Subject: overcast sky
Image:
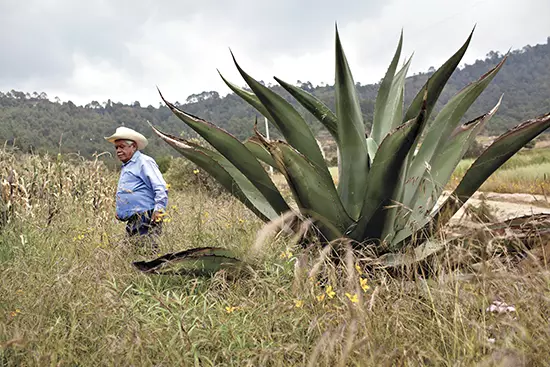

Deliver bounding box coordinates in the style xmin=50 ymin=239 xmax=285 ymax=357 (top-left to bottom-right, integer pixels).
xmin=1 ymin=0 xmax=549 ymax=106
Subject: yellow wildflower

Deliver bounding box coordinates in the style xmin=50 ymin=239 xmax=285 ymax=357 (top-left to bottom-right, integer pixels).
xmin=360 ymin=278 xmax=370 ymax=292
xmin=238 ymin=218 xmax=245 ymax=223
xmin=73 ymin=234 xmax=85 ymax=241
xmin=325 ymin=285 xmax=336 ymax=299
xmin=193 ymin=169 xmax=199 ymax=175
xmin=345 ymin=293 xmax=358 ymax=303
xmin=355 ymin=263 xmax=363 ymax=275
xmin=155 ymin=211 xmax=167 ymax=222
xmin=225 ymin=306 xmax=238 ymax=314
xmin=295 ymin=299 xmax=304 ymax=308
xmin=316 ymin=293 xmax=326 ymax=302
xmin=166 ymin=183 xmax=171 ymax=189
xmin=279 ymin=250 xmax=293 ymax=259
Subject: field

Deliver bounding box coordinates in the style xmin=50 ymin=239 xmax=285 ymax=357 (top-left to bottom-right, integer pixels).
xmin=449 ymin=148 xmax=550 ymax=195
xmin=1 ymin=149 xmax=550 ymax=366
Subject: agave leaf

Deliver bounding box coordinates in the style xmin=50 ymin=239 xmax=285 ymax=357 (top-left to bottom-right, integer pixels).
xmin=428 ymin=97 xmax=502 ymax=198
xmin=158 ymin=90 xmax=290 ymax=215
xmin=402 ymin=58 xmax=506 ymax=209
xmin=133 ymin=247 xmax=242 ymax=276
xmin=395 ymin=111 xmax=550 ymax=247
xmin=218 ymin=71 xmax=273 ymax=121
xmin=366 ymin=137 xmax=378 ymax=165
xmin=351 ymin=98 xmax=427 ymax=243
xmin=371 ymin=30 xmax=405 ymax=144
xmin=386 ymin=57 xmax=412 ymax=131
xmin=435 ymin=111 xmax=550 ymax=227
xmin=370 ymin=240 xmax=445 ymax=269
xmin=371 ymin=48 xmax=412 ymax=143
xmin=151 ymin=126 xmax=279 ymax=221
xmin=231 ymin=54 xmax=329 ymax=174
xmin=334 ymin=27 xmax=370 ymax=220
xmin=403 ymin=28 xmax=474 ymax=123
xmin=257 ymin=135 xmax=353 ymax=240
xmin=274 ymin=77 xmax=339 ymax=140
xmin=395 ymin=99 xmax=502 ymax=244
xmin=243 ymin=135 xmax=277 ymax=169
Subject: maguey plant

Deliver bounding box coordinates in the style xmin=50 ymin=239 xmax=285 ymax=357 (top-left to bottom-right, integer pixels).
xmin=135 ymin=27 xmax=550 ymax=275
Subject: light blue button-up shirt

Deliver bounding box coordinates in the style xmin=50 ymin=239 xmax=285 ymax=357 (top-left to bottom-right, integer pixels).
xmin=116 ymin=151 xmax=168 ymax=220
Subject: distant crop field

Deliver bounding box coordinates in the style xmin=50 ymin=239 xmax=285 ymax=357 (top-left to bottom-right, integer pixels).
xmin=449 ymin=148 xmax=550 ymax=195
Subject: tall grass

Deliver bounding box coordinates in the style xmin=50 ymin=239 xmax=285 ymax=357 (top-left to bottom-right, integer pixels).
xmin=449 ymin=148 xmax=550 ymax=195
xmin=1 ymin=150 xmax=550 ymax=366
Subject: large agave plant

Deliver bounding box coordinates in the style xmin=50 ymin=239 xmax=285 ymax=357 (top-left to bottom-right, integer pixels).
xmin=145 ymin=28 xmax=550 ymax=272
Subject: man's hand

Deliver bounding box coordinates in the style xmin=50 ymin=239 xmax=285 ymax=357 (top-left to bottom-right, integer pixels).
xmin=151 ymin=210 xmax=165 ymax=223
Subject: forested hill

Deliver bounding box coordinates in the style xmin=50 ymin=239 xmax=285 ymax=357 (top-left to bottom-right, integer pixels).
xmin=1 ymin=37 xmax=549 ymax=160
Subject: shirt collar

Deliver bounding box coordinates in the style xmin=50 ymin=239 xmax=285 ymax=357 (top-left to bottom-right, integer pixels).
xmin=122 ymin=150 xmax=141 ymax=166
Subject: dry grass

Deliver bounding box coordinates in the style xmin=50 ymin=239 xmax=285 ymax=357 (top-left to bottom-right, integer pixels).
xmin=1 ymin=150 xmax=550 ymax=366
xmin=448 ymin=148 xmax=550 ymax=195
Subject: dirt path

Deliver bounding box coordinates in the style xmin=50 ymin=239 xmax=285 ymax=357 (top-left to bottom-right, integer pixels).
xmin=448 ymin=191 xmax=550 ymax=224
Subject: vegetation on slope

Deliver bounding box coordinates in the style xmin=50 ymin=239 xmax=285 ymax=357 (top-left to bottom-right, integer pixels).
xmin=1 ymin=38 xmax=549 ymax=161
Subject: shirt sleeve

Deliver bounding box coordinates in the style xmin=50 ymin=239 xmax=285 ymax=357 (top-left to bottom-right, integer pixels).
xmin=141 ymin=157 xmax=168 ymax=212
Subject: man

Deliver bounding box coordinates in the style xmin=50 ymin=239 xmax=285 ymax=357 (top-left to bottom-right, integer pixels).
xmin=105 ymin=127 xmax=168 ymax=251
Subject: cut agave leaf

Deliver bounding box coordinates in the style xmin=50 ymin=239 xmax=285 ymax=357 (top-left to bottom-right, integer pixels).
xmin=231 ymin=53 xmax=329 ymax=174
xmin=435 ymin=111 xmax=550 ymax=227
xmin=158 ymin=89 xmax=290 ymax=215
xmin=150 ymin=126 xmax=279 ymax=221
xmin=257 ymin=135 xmax=353 ymax=240
xmin=133 ymin=247 xmax=242 ymax=276
xmin=334 ymin=27 xmax=370 ymax=220
xmin=274 ymin=76 xmax=339 ymax=140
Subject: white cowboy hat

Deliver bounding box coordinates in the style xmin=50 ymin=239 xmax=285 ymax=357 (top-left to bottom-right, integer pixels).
xmin=104 ymin=127 xmax=148 ymax=150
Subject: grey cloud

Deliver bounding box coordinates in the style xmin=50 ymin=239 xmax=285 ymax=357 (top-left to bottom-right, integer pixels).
xmin=0 ymin=0 xmax=383 ymax=85
xmin=0 ymin=0 xmax=148 ymax=85
xmin=0 ymin=0 xmax=548 ymax=105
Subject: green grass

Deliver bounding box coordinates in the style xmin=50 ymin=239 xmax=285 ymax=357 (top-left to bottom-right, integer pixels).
xmin=2 ymin=152 xmax=550 ymax=365
xmin=449 ymin=148 xmax=550 ymax=195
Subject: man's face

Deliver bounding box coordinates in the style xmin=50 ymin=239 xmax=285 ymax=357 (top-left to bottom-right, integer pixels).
xmin=114 ymin=140 xmax=136 ymax=163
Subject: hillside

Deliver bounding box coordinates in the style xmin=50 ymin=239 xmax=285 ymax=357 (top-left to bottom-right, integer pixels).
xmin=1 ymin=37 xmax=549 ymax=161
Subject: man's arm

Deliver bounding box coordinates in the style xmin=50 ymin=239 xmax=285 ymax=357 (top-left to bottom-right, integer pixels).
xmin=141 ymin=158 xmax=168 ymax=222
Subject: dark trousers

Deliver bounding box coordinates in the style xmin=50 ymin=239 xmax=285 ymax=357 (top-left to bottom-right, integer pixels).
xmin=125 ymin=210 xmax=162 ymax=252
